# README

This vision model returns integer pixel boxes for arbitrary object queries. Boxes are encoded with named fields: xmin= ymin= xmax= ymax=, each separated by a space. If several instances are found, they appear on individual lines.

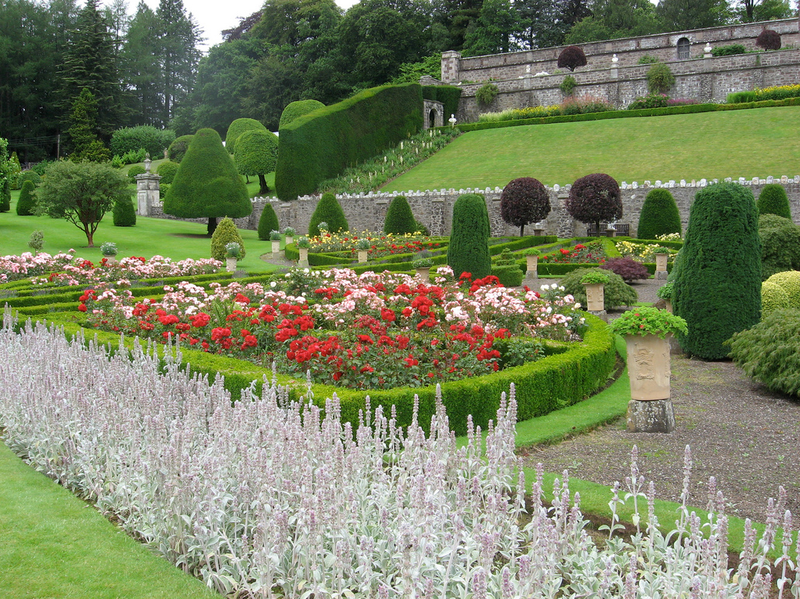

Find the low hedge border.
xmin=458 ymin=96 xmax=800 ymax=133
xmin=15 ymin=307 xmax=616 ymax=437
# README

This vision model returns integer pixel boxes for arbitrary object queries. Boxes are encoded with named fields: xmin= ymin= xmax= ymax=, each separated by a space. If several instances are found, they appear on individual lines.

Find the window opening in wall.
xmin=429 ymin=109 xmax=437 ymax=128
xmin=677 ymin=37 xmax=690 ymax=60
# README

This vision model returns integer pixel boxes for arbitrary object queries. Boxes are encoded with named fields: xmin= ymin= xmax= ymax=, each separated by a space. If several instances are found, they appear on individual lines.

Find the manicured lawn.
xmin=0 ymin=442 xmax=220 ymax=599
xmin=2 ymin=191 xmax=279 ymax=273
xmin=384 ymin=106 xmax=800 ymax=191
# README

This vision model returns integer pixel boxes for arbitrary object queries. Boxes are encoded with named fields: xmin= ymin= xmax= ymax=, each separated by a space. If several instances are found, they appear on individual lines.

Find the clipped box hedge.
xmin=276 ymin=83 xmax=424 ymax=200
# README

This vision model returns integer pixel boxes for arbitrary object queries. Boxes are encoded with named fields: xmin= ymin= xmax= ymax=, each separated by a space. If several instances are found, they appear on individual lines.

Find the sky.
xmin=141 ymin=0 xmax=360 ymax=50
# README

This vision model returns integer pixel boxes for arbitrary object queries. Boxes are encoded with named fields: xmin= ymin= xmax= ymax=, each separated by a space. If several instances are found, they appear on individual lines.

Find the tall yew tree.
xmin=156 ymin=0 xmax=202 ymax=127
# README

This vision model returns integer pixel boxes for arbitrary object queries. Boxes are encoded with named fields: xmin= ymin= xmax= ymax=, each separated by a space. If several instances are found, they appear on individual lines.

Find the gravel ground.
xmin=522 ymin=277 xmax=800 ymax=524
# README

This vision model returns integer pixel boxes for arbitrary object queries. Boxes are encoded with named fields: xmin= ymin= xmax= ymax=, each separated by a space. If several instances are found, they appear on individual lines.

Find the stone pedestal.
xmin=271 ymin=240 xmax=280 ymax=254
xmin=627 ymin=399 xmax=675 ymax=433
xmin=226 ymin=257 xmax=237 ymax=272
xmin=525 ymin=255 xmax=538 ymax=280
xmin=135 ymin=172 xmax=162 ymax=216
xmin=298 ymin=248 xmax=309 ymax=267
xmin=583 ymin=283 xmax=605 ymax=311
xmin=358 ymin=250 xmax=368 ymax=263
xmin=655 ymin=253 xmax=669 ymax=280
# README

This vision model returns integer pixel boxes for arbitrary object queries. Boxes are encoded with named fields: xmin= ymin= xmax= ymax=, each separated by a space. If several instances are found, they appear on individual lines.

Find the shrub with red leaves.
xmin=600 ymin=257 xmax=650 ymax=282
xmin=500 ymin=177 xmax=551 ymax=236
xmin=558 ymin=46 xmax=587 ymax=72
xmin=756 ymin=29 xmax=781 ymax=51
xmin=565 ymin=173 xmax=623 ymax=233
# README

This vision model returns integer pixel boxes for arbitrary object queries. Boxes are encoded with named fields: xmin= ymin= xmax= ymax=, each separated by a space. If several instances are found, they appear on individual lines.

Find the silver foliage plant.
xmin=0 ymin=313 xmax=799 ymax=599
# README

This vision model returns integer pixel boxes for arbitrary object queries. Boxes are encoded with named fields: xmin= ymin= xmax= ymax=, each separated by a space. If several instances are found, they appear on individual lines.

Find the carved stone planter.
xmin=285 ymin=235 xmax=294 ymax=246
xmin=358 ymin=250 xmax=368 ymax=263
xmin=655 ymin=253 xmax=669 ymax=280
xmin=583 ymin=283 xmax=605 ymax=312
xmin=298 ymin=248 xmax=309 ymax=267
xmin=226 ymin=257 xmax=237 ymax=273
xmin=415 ymin=267 xmax=430 ymax=281
xmin=525 ymin=254 xmax=538 ymax=279
xmin=625 ymin=334 xmax=675 ymax=433
xmin=271 ymin=240 xmax=280 ymax=254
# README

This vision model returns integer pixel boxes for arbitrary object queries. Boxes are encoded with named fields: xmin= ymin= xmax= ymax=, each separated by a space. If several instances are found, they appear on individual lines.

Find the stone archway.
xmin=423 ymin=100 xmax=444 ymax=129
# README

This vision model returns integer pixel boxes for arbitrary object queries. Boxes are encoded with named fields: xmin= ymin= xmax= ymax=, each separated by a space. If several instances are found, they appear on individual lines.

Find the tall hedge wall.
xmin=275 ymin=83 xmax=423 ymax=200
xmin=422 ymin=85 xmax=462 ymax=121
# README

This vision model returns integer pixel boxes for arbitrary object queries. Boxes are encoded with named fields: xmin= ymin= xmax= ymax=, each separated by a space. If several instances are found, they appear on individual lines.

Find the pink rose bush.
xmin=83 ymin=266 xmax=585 ymax=389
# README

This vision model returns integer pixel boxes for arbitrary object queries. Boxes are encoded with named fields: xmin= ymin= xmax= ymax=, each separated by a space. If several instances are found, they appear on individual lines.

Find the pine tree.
xmin=66 ymin=88 xmax=111 ymax=162
xmin=447 ymin=193 xmax=492 ymax=279
xmin=119 ymin=2 xmax=164 ymax=126
xmin=156 ymin=0 xmax=201 ymax=127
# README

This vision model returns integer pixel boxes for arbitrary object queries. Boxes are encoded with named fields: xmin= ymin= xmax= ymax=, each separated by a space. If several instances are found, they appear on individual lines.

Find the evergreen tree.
xmin=66 ymin=88 xmax=112 ymax=162
xmin=16 ymin=180 xmax=37 ymax=216
xmin=112 ymin=196 xmax=137 ymax=226
xmin=657 ymin=0 xmax=730 ymax=31
xmin=163 ymin=128 xmax=251 ymax=235
xmin=119 ymin=2 xmax=164 ymax=127
xmin=156 ymin=0 xmax=202 ymax=127
xmin=462 ymin=0 xmax=518 ymax=56
xmin=756 ymin=184 xmax=792 ymax=219
xmin=257 ymin=203 xmax=280 ymax=240
xmin=0 ymin=137 xmax=10 ymax=213
xmin=234 ymin=130 xmax=279 ymax=195
xmin=61 ymin=0 xmax=122 ymax=142
xmin=308 ymin=192 xmax=349 ymax=237
xmin=447 ymin=193 xmax=491 ymax=279
xmin=637 ymin=189 xmax=682 ymax=239
xmin=384 ymin=195 xmax=418 ymax=234
xmin=225 ymin=118 xmax=267 ymax=155
xmin=673 ymin=182 xmax=761 ymax=360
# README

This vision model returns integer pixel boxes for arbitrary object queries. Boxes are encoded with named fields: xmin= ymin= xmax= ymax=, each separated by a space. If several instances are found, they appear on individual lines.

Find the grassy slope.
xmin=2 ymin=191 xmax=278 ymax=273
xmin=384 ymin=106 xmax=800 ymax=191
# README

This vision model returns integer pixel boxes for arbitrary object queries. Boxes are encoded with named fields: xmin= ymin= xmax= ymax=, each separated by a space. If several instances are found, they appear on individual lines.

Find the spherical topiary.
xmin=637 ymin=188 xmax=682 ymax=239
xmin=761 ymin=281 xmax=790 ymax=317
xmin=258 ymin=203 xmax=280 ymax=241
xmin=210 ymin=217 xmax=246 ymax=261
xmin=112 ymin=196 xmax=137 ymax=226
xmin=756 ymin=29 xmax=781 ymax=51
xmin=16 ymin=180 xmax=37 ymax=216
xmin=500 ymin=177 xmax=551 ymax=236
xmin=19 ymin=170 xmax=41 ymax=186
xmin=557 ymin=46 xmax=587 ymax=72
xmin=167 ymin=135 xmax=193 ymax=163
xmin=384 ymin=195 xmax=418 ymax=234
xmin=756 ymin=184 xmax=791 ymax=219
xmin=759 ymin=214 xmax=800 ymax=280
xmin=561 ymin=267 xmax=638 ymax=310
xmin=279 ymin=99 xmax=325 ymax=129
xmin=765 ymin=270 xmax=800 ymax=309
xmin=673 ymin=182 xmax=761 ymax=360
xmin=308 ymin=192 xmax=349 ymax=237
xmin=447 ymin=193 xmax=491 ymax=279
xmin=600 ymin=257 xmax=650 ymax=282
xmin=566 ymin=173 xmax=622 ymax=233
xmin=127 ymin=164 xmax=146 ymax=183
xmin=234 ymin=129 xmax=279 ymax=195
xmin=225 ymin=118 xmax=266 ymax=155
xmin=156 ymin=160 xmax=180 ymax=185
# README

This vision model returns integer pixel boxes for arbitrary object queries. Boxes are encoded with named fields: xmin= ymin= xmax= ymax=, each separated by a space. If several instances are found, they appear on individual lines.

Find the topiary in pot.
xmin=447 ymin=193 xmax=491 ymax=279
xmin=257 ymin=202 xmax=280 ymax=241
xmin=756 ymin=29 xmax=781 ymax=51
xmin=557 ymin=46 xmax=587 ymax=72
xmin=637 ymin=188 xmax=681 ymax=239
xmin=16 ymin=180 xmax=37 ymax=216
xmin=500 ymin=177 xmax=551 ymax=236
xmin=384 ymin=195 xmax=418 ymax=234
xmin=600 ymin=257 xmax=651 ymax=282
xmin=759 ymin=214 xmax=800 ymax=279
xmin=308 ymin=192 xmax=348 ymax=237
xmin=673 ymin=182 xmax=761 ymax=360
xmin=560 ymin=267 xmax=637 ymax=310
xmin=112 ymin=196 xmax=137 ymax=226
xmin=211 ymin=217 xmax=246 ymax=261
xmin=566 ymin=173 xmax=622 ymax=234
xmin=756 ymin=184 xmax=791 ymax=219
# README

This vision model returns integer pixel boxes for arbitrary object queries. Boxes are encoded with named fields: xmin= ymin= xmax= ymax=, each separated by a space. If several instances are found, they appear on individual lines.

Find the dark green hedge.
xmin=458 ymin=97 xmax=800 ymax=132
xmin=276 ymin=83 xmax=424 ymax=200
xmin=422 ymin=85 xmax=462 ymax=121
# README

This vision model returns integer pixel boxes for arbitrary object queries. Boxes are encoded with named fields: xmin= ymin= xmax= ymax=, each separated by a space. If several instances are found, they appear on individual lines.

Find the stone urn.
xmin=583 ymin=283 xmax=605 ymax=311
xmin=415 ymin=267 xmax=430 ymax=281
xmin=655 ymin=252 xmax=669 ymax=280
xmin=226 ymin=257 xmax=237 ymax=273
xmin=298 ymin=248 xmax=309 ymax=267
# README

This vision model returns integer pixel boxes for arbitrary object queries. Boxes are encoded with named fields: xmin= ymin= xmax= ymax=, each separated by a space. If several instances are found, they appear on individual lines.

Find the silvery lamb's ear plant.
xmin=0 ymin=310 xmax=798 ymax=599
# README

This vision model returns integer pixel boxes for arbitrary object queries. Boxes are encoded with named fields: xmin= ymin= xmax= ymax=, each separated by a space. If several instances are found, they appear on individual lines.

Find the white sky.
xmin=140 ymin=0 xmax=360 ymax=51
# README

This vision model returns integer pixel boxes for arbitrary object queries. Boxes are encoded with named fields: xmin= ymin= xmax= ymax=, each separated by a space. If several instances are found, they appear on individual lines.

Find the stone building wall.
xmin=141 ymin=176 xmax=800 ymax=240
xmin=440 ymin=17 xmax=800 ymax=121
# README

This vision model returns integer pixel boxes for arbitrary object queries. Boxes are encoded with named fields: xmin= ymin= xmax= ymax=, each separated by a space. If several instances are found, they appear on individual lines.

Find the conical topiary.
xmin=637 ymin=188 xmax=682 ymax=239
xmin=308 ymin=192 xmax=349 ymax=237
xmin=0 ymin=178 xmax=10 ymax=213
xmin=756 ymin=184 xmax=791 ymax=219
xmin=384 ymin=195 xmax=417 ymax=234
xmin=210 ymin=217 xmax=246 ymax=261
xmin=163 ymin=128 xmax=251 ymax=236
xmin=113 ymin=196 xmax=137 ymax=226
xmin=16 ymin=180 xmax=37 ymax=216
xmin=447 ymin=193 xmax=491 ymax=279
xmin=673 ymin=182 xmax=761 ymax=360
xmin=258 ymin=203 xmax=280 ymax=240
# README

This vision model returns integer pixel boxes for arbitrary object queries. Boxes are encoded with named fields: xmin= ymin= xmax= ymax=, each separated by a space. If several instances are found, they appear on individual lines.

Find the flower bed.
xmin=308 ymin=230 xmax=443 ymax=261
xmin=539 ymin=241 xmax=607 ymax=265
xmin=81 ymin=266 xmax=586 ymax=390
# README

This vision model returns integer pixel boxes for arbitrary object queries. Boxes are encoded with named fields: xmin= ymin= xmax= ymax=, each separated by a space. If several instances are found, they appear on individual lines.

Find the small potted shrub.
xmin=100 ymin=242 xmax=118 ymax=265
xmin=283 ymin=226 xmax=295 ymax=245
xmin=296 ymin=236 xmax=310 ymax=266
xmin=610 ymin=306 xmax=688 ymax=432
xmin=317 ymin=221 xmax=329 ymax=235
xmin=356 ymin=238 xmax=370 ymax=263
xmin=225 ymin=242 xmax=241 ymax=272
xmin=523 ymin=247 xmax=541 ymax=279
xmin=412 ymin=256 xmax=434 ymax=280
xmin=269 ymin=230 xmax=281 ymax=254
xmin=580 ymin=271 xmax=610 ymax=311
xmin=656 ymin=281 xmax=674 ymax=312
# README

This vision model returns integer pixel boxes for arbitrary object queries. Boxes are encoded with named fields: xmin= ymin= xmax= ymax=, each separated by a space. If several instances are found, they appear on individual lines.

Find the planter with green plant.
xmin=580 ymin=271 xmax=609 ymax=311
xmin=610 ymin=306 xmax=687 ymax=432
xmin=270 ymin=230 xmax=281 ymax=254
xmin=656 ymin=281 xmax=674 ymax=312
xmin=523 ymin=247 xmax=541 ymax=279
xmin=412 ymin=256 xmax=434 ymax=280
xmin=356 ymin=238 xmax=370 ymax=263
xmin=296 ymin=236 xmax=310 ymax=266
xmin=101 ymin=242 xmax=118 ymax=264
xmin=225 ymin=242 xmax=241 ymax=272
xmin=283 ymin=227 xmax=295 ymax=245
